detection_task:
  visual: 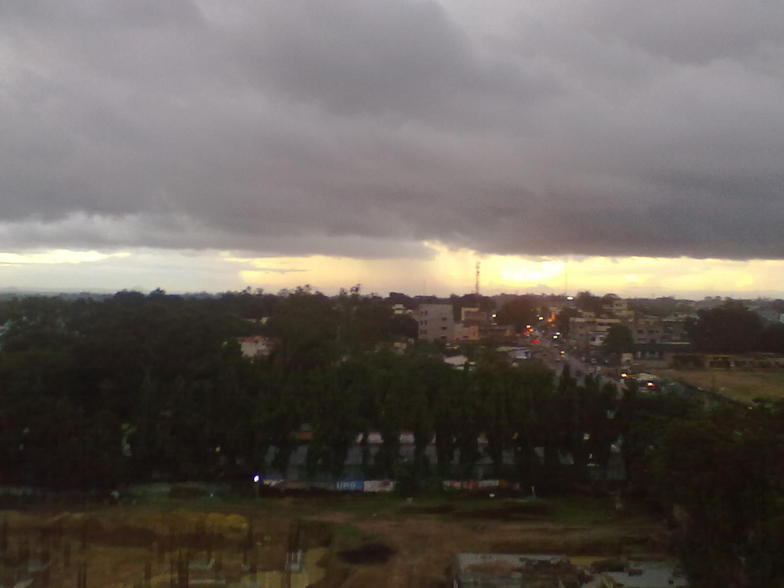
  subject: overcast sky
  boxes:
[1,1,783,296]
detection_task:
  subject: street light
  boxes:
[252,473,261,498]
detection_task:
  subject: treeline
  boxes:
[653,400,784,586]
[0,287,670,493]
[685,299,784,354]
[0,287,407,487]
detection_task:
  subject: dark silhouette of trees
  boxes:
[555,307,579,335]
[760,323,784,354]
[685,301,763,353]
[575,291,603,314]
[652,402,784,586]
[601,324,634,354]
[0,287,627,490]
[495,296,537,331]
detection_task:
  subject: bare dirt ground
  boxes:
[313,506,665,587]
[0,494,666,587]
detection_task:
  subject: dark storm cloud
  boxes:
[0,0,783,259]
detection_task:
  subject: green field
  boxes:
[659,369,784,403]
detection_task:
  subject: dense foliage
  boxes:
[685,301,764,353]
[652,401,784,586]
[495,296,537,331]
[0,288,621,491]
[601,324,634,354]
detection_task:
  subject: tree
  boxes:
[451,293,494,314]
[556,307,579,335]
[629,296,681,317]
[601,324,634,355]
[652,403,784,586]
[616,381,703,490]
[387,314,418,339]
[495,296,536,331]
[685,301,763,353]
[575,291,603,314]
[266,286,339,370]
[760,323,784,354]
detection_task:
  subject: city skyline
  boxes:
[3,245,784,299]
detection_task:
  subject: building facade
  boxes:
[416,303,455,342]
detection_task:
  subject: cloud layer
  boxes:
[2,0,783,259]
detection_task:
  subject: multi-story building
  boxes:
[416,303,455,342]
[660,315,688,342]
[568,316,622,348]
[633,315,688,344]
[632,317,664,344]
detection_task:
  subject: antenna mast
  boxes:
[475,261,481,296]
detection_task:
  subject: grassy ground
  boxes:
[659,368,784,403]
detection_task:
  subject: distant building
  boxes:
[633,341,693,362]
[451,553,584,587]
[479,324,516,344]
[568,316,622,348]
[237,335,274,358]
[632,315,689,347]
[416,303,455,342]
[632,317,664,344]
[460,307,488,324]
[391,303,412,315]
[660,315,689,342]
[454,323,480,342]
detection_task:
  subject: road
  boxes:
[537,338,623,394]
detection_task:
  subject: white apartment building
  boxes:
[416,303,455,342]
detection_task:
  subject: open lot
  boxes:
[659,368,784,404]
[0,492,667,587]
